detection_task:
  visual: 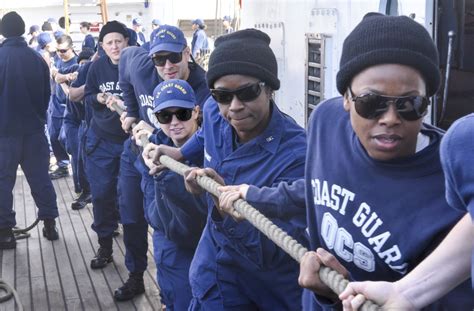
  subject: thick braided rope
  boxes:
[113,102,380,310]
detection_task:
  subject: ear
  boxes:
[343,90,351,112]
[193,105,200,117]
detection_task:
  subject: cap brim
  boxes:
[153,99,195,113]
[148,42,185,56]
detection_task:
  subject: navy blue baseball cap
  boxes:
[152,19,161,26]
[37,32,52,48]
[192,19,204,26]
[29,24,40,34]
[153,79,196,113]
[223,16,232,22]
[148,25,187,56]
[132,17,142,26]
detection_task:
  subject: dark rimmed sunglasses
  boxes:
[210,81,265,104]
[155,108,193,124]
[151,52,183,66]
[57,48,70,54]
[348,87,429,121]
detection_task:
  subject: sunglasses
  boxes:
[210,82,265,104]
[348,87,429,121]
[155,108,193,124]
[151,52,183,66]
[57,48,70,54]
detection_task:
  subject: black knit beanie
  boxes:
[206,28,280,90]
[0,11,25,38]
[99,20,129,42]
[337,13,440,97]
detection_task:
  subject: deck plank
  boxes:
[1,170,162,311]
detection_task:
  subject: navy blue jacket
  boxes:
[71,61,94,125]
[181,98,307,308]
[441,113,474,290]
[148,130,207,249]
[82,34,95,51]
[303,97,472,310]
[50,56,77,118]
[0,37,51,137]
[84,56,128,143]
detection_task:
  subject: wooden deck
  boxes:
[0,169,162,311]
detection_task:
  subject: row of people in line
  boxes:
[1,10,472,311]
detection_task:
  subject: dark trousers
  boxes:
[0,131,58,228]
[118,138,154,273]
[84,127,121,238]
[48,116,69,167]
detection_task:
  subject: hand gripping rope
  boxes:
[112,101,380,310]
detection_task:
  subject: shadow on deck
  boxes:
[0,169,161,311]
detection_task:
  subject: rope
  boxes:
[111,102,380,310]
[0,279,24,310]
[12,219,40,240]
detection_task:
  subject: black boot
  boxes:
[49,166,69,180]
[71,191,92,210]
[0,228,16,249]
[90,236,113,269]
[42,219,59,241]
[114,272,145,301]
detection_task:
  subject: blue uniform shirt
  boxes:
[84,56,128,143]
[181,97,307,308]
[148,130,207,249]
[50,56,78,118]
[303,97,472,310]
[440,113,474,289]
[0,37,51,136]
[82,34,95,51]
[191,29,209,57]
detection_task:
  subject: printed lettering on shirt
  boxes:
[99,82,122,93]
[313,179,408,274]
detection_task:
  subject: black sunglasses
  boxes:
[151,52,183,66]
[155,108,193,124]
[210,82,265,104]
[57,48,70,54]
[348,87,429,121]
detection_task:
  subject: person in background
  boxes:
[80,21,95,51]
[222,16,234,34]
[36,32,56,67]
[41,21,53,33]
[48,35,77,180]
[151,19,161,31]
[0,11,59,250]
[191,18,209,58]
[47,17,59,32]
[84,20,129,269]
[28,24,40,48]
[132,17,146,46]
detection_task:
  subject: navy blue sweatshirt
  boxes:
[84,56,128,143]
[303,97,472,310]
[0,37,51,137]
